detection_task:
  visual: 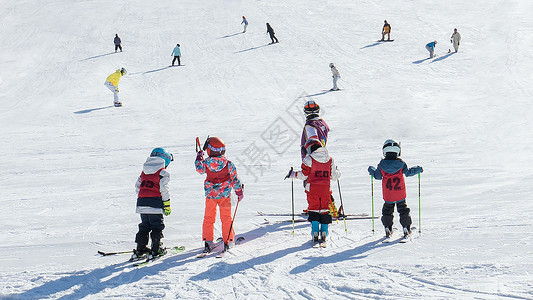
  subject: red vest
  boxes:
[381,169,406,202]
[138,169,162,198]
[306,157,332,194]
[206,164,230,183]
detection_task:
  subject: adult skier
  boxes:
[286,140,341,246]
[171,44,181,66]
[104,68,126,107]
[114,34,122,52]
[195,137,244,254]
[367,139,423,240]
[450,28,461,53]
[131,148,173,261]
[266,23,279,44]
[300,100,330,160]
[329,63,341,91]
[381,20,391,41]
[425,41,437,58]
[241,16,248,33]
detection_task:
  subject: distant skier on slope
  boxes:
[241,16,248,33]
[450,28,461,53]
[300,100,330,160]
[195,137,244,254]
[131,148,174,261]
[381,20,391,41]
[367,139,423,240]
[171,44,181,66]
[104,67,126,107]
[114,34,122,52]
[286,140,341,246]
[426,41,437,58]
[329,63,341,91]
[266,23,279,44]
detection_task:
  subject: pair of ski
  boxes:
[97,245,186,267]
[196,236,245,258]
[382,230,412,244]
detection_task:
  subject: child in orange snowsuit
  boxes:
[195,137,243,253]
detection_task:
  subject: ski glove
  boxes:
[368,166,376,175]
[114,87,119,93]
[196,151,204,161]
[413,166,423,174]
[236,189,244,202]
[163,200,171,216]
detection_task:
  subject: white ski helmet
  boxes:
[382,139,401,157]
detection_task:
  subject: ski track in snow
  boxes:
[2,0,533,299]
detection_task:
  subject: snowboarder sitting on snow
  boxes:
[381,20,391,41]
[132,148,174,261]
[301,100,330,160]
[286,139,341,245]
[104,67,126,107]
[329,63,340,91]
[426,41,437,58]
[195,137,244,254]
[367,139,423,239]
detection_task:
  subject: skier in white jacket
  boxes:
[329,63,340,91]
[450,28,461,53]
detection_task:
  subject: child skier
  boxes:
[171,44,181,66]
[104,67,126,107]
[131,148,173,261]
[241,16,248,33]
[301,100,330,160]
[286,139,341,246]
[195,137,244,254]
[367,139,423,239]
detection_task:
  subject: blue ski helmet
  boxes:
[150,148,173,167]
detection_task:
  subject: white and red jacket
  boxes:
[294,147,341,213]
[135,157,170,214]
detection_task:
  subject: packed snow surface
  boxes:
[1,0,533,299]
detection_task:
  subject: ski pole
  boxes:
[227,184,243,243]
[291,177,295,235]
[336,175,348,234]
[418,173,421,234]
[371,175,375,234]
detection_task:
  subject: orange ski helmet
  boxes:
[207,137,226,157]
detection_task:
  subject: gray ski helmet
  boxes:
[329,63,334,68]
[120,67,127,75]
[304,100,320,115]
[382,139,401,157]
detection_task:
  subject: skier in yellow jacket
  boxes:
[104,68,127,107]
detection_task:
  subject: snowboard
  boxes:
[377,39,394,42]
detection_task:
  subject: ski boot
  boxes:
[114,102,122,107]
[202,241,214,254]
[147,248,167,261]
[402,227,411,238]
[313,231,319,243]
[385,227,393,238]
[130,246,151,262]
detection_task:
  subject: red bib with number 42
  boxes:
[381,169,406,202]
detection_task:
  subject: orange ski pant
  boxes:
[202,197,235,244]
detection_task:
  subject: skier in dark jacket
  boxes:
[266,23,279,44]
[114,34,122,52]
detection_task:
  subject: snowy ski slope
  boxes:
[1,0,533,299]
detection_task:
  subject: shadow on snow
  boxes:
[9,220,306,298]
[80,52,116,61]
[74,106,114,114]
[219,32,244,39]
[234,43,273,54]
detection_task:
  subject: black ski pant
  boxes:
[135,214,165,253]
[381,200,411,231]
[269,33,278,44]
[172,56,181,66]
[115,44,122,52]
